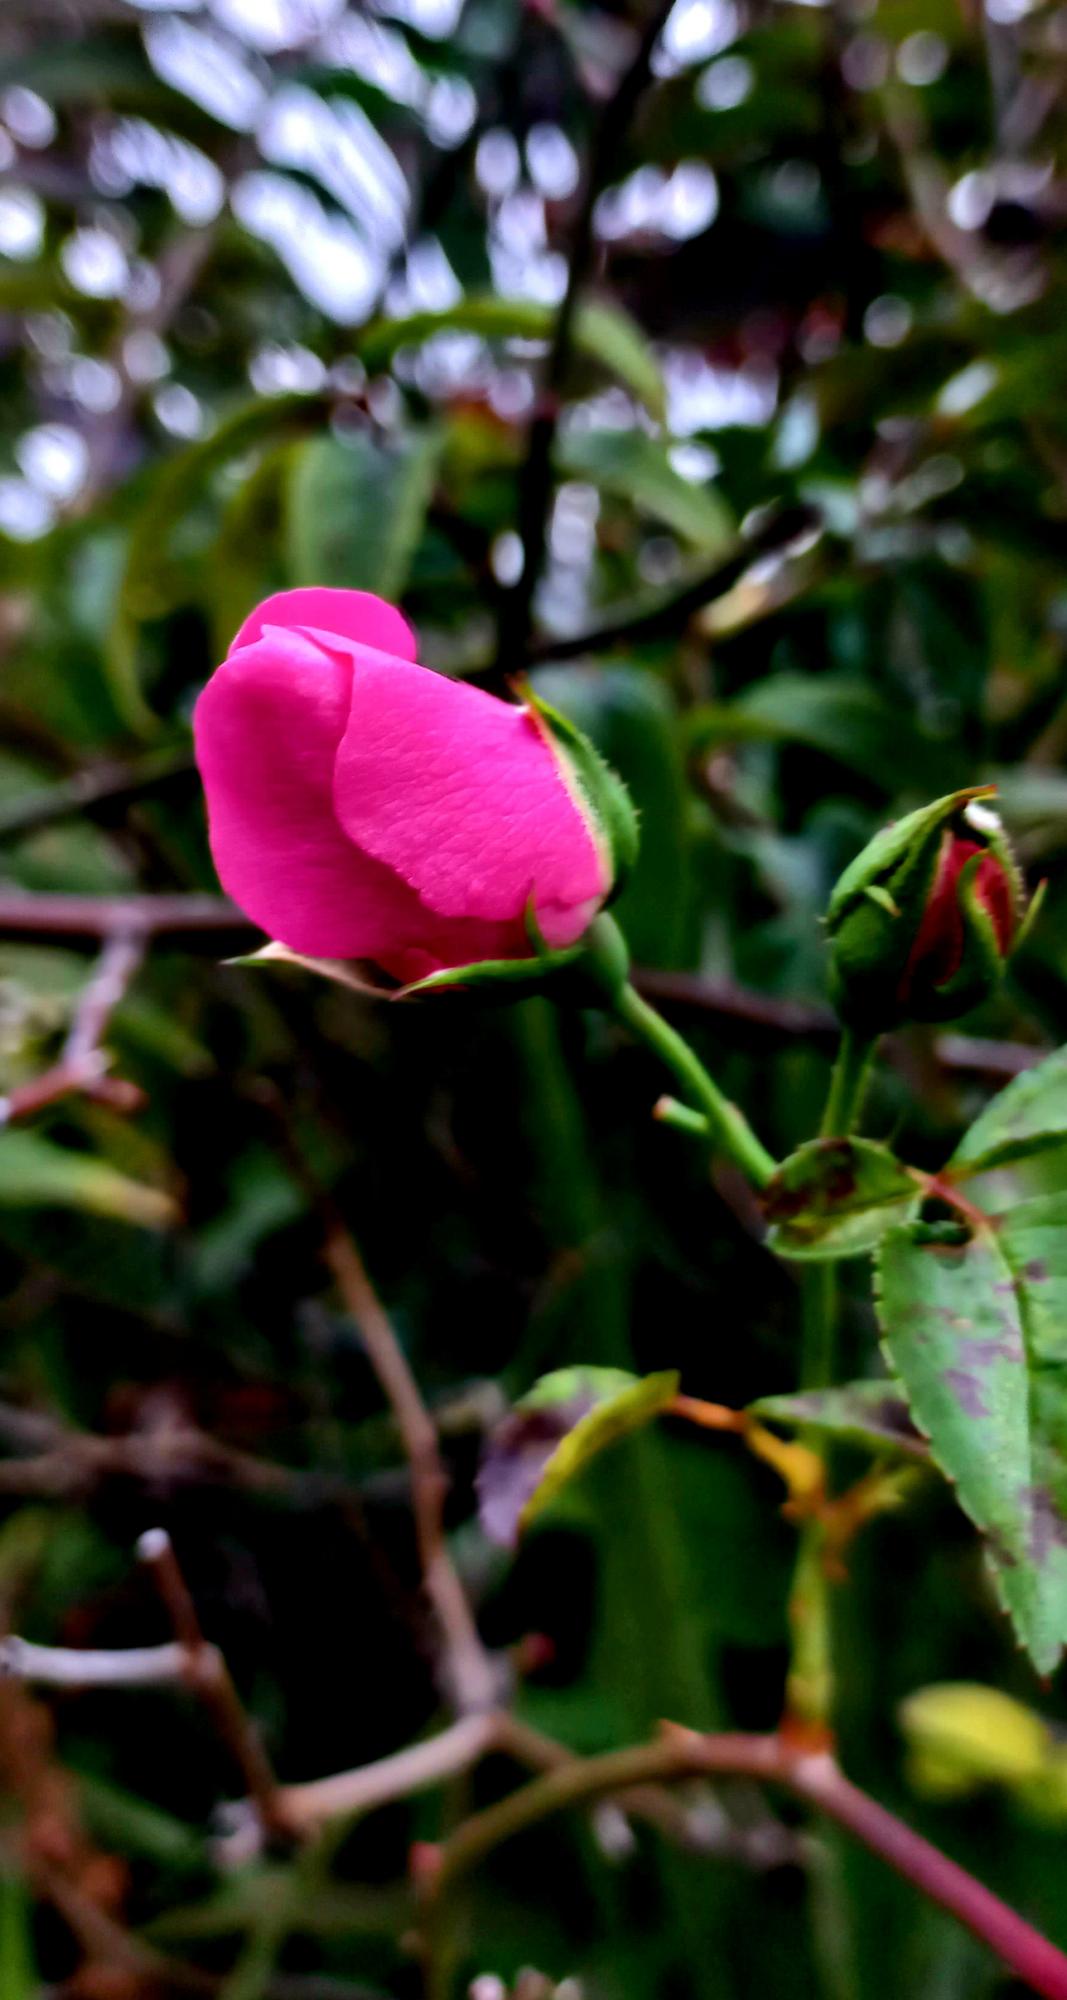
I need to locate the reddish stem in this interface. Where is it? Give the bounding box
[792,1752,1067,2000]
[436,1727,1067,2000]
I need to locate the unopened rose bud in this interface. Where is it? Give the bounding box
[194,589,637,992]
[826,788,1029,1033]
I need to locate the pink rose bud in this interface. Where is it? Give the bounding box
[193,589,620,984]
[827,788,1030,1032]
[900,828,1016,1004]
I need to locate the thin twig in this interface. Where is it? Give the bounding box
[878,85,1014,308]
[137,1528,285,1836]
[0,1420,300,1498]
[523,503,823,664]
[430,1725,1067,2000]
[0,894,1043,1079]
[0,923,146,1125]
[281,1712,500,1834]
[324,1229,500,1717]
[275,1708,802,1868]
[493,0,675,676]
[633,969,1046,1077]
[492,1712,804,1868]
[1,1635,187,1688]
[0,748,194,842]
[0,890,248,948]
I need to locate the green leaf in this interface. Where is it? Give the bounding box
[750,1381,929,1460]
[0,1131,174,1229]
[358,296,666,420]
[688,676,943,793]
[950,1045,1067,1176]
[898,1682,1053,1801]
[876,1198,1067,1673]
[764,1138,921,1261]
[557,430,733,548]
[477,1366,680,1548]
[286,426,444,601]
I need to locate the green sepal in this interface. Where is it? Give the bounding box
[523,684,640,896]
[398,903,587,1000]
[397,943,586,1000]
[826,786,994,930]
[223,941,392,996]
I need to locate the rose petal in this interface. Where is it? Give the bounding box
[229,588,417,663]
[333,653,608,945]
[194,625,433,959]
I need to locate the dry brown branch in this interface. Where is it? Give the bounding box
[1,925,146,1126]
[280,1711,501,1834]
[323,1228,501,1717]
[137,1529,285,1838]
[1,1637,187,1688]
[0,1412,302,1500]
[0,893,1043,1079]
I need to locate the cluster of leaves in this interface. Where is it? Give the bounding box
[3,0,1067,1996]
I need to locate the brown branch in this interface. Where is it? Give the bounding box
[2,1635,187,1688]
[491,1712,804,1868]
[137,1528,286,1837]
[0,896,1041,1082]
[879,84,1017,308]
[632,969,1046,1078]
[0,890,250,950]
[523,503,823,665]
[430,1725,1067,2000]
[281,1711,500,1834]
[0,1418,301,1500]
[0,747,194,842]
[323,1229,500,1718]
[275,1707,802,1868]
[492,0,675,678]
[0,923,147,1125]
[1,920,147,1128]
[634,967,838,1047]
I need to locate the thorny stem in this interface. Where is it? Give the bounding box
[428,1727,1067,2000]
[613,979,777,1187]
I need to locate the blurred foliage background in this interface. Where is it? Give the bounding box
[2,0,1067,1995]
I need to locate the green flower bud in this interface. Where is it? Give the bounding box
[826,787,1029,1034]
